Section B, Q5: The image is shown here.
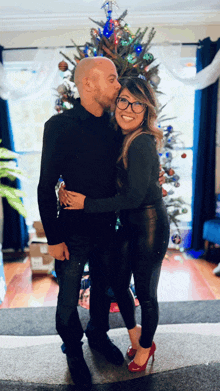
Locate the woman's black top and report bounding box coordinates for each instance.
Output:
[84,133,162,214]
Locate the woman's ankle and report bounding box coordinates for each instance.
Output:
[128,324,142,349]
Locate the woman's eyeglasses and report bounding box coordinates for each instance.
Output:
[116,97,146,114]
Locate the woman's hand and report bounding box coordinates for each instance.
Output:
[159,165,165,186]
[58,183,68,206]
[64,191,86,210]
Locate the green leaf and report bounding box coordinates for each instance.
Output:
[6,197,27,218]
[0,167,27,181]
[0,148,18,160]
[0,184,26,198]
[0,184,27,217]
[0,161,17,168]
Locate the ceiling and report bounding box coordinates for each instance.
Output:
[1,0,220,32]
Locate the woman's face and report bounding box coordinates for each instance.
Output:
[115,88,146,134]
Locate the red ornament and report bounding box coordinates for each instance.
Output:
[181,153,187,159]
[168,168,175,176]
[162,187,168,197]
[58,61,68,72]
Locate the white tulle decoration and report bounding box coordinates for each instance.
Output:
[153,41,220,90]
[0,48,61,101]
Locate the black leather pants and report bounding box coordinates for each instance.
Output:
[111,199,170,349]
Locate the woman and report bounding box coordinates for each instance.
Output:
[59,77,170,373]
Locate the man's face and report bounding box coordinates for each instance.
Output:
[92,62,121,110]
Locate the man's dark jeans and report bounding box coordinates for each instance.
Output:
[55,225,116,357]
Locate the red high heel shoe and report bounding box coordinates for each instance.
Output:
[127,346,137,359]
[128,342,156,373]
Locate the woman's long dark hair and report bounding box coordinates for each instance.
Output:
[115,77,163,170]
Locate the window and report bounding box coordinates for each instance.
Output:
[157,59,196,248]
[5,60,56,230]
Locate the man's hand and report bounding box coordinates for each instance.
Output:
[48,242,70,261]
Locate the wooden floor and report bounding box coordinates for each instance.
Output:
[1,249,220,309]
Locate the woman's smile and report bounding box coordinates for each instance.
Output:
[115,88,146,133]
[121,115,135,122]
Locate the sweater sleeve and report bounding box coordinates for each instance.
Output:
[84,134,155,213]
[37,117,65,245]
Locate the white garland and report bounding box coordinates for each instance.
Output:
[0,48,61,101]
[154,41,220,90]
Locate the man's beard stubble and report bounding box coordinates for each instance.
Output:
[94,93,117,114]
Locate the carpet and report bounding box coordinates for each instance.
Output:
[0,301,220,390]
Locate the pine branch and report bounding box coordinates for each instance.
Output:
[59,51,76,66]
[71,39,86,59]
[89,17,105,28]
[117,9,128,21]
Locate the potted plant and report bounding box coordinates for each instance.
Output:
[0,141,27,304]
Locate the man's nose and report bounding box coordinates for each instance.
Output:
[116,80,121,90]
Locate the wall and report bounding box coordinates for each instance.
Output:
[1,24,220,49]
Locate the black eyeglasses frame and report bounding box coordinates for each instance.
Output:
[116,97,147,114]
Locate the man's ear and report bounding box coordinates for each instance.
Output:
[83,77,93,92]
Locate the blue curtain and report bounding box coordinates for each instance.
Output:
[0,45,29,251]
[191,38,220,250]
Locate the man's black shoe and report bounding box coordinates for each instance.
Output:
[86,332,124,365]
[67,354,92,390]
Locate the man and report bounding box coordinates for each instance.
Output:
[38,57,123,389]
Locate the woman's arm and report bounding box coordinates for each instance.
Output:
[85,134,156,212]
[62,134,159,213]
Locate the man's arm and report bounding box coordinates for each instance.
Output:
[38,117,69,260]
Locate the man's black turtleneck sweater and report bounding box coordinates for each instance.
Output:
[37,99,122,245]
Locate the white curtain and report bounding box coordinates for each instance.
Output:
[153,41,220,90]
[1,42,219,101]
[0,48,62,101]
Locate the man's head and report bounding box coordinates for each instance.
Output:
[74,57,121,115]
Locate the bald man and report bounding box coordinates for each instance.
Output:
[38,57,123,389]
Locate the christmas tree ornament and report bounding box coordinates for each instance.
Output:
[57,84,68,95]
[168,168,175,176]
[91,28,99,37]
[162,187,168,197]
[124,23,133,35]
[143,52,154,65]
[102,0,115,38]
[167,125,173,133]
[172,174,180,182]
[127,54,136,64]
[83,45,89,57]
[58,61,68,72]
[166,152,172,159]
[182,208,188,213]
[171,234,182,244]
[101,0,119,10]
[135,45,143,55]
[174,182,180,188]
[181,153,187,158]
[150,74,161,86]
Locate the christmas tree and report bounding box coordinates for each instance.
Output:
[55,0,189,250]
